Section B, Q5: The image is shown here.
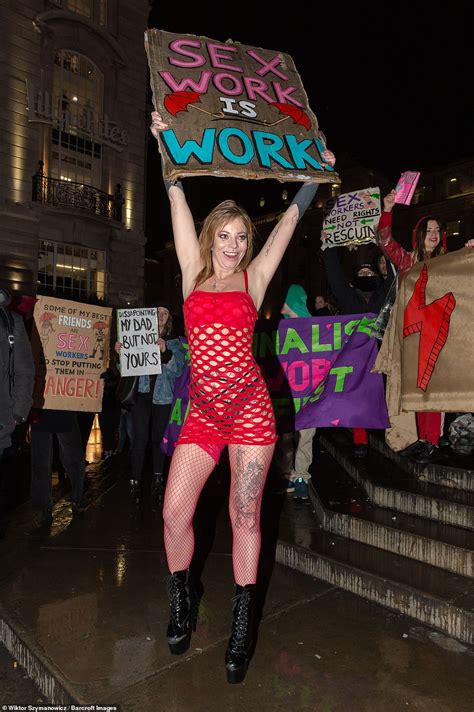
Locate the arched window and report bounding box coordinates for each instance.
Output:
[51,50,104,187]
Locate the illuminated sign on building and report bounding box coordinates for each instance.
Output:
[25,80,129,152]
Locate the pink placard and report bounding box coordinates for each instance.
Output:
[394,171,420,205]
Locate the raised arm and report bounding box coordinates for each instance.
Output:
[150,112,201,296]
[377,189,411,272]
[248,149,335,308]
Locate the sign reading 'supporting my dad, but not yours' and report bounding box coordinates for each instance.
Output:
[117,307,162,377]
[145,29,339,184]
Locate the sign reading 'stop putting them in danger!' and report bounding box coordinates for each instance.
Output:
[144,29,339,184]
[31,296,112,412]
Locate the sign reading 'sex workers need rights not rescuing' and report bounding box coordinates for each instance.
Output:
[145,29,340,184]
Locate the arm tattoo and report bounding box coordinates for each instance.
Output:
[264,224,280,257]
[234,447,265,530]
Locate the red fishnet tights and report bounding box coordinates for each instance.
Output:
[163,442,275,585]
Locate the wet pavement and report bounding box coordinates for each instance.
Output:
[0,457,473,711]
[0,643,47,704]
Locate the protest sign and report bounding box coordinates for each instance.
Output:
[162,314,389,454]
[31,296,112,412]
[321,187,381,250]
[117,307,161,376]
[144,29,339,185]
[394,171,420,205]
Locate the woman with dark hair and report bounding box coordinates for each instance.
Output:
[150,111,335,683]
[378,189,448,277]
[116,303,185,503]
[378,189,474,463]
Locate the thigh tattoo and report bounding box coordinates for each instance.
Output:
[234,447,265,530]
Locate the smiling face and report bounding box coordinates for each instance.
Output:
[315,296,327,310]
[212,217,248,272]
[424,219,441,254]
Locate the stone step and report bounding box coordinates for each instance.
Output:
[309,450,474,578]
[276,500,474,645]
[368,431,474,492]
[319,430,474,530]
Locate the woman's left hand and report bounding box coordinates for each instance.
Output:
[157,337,166,353]
[150,111,169,138]
[322,149,336,167]
[465,239,474,249]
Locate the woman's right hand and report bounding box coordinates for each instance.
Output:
[150,111,169,138]
[114,341,122,354]
[383,189,396,212]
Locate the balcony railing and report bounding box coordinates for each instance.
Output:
[32,171,123,222]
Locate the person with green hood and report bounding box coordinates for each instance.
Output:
[276,284,315,500]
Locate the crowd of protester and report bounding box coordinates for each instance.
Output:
[1,186,473,539]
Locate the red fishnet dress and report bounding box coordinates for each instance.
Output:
[177,270,276,455]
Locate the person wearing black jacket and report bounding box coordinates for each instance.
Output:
[323,248,390,457]
[323,249,390,315]
[0,289,34,460]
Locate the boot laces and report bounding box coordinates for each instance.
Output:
[231,589,252,647]
[166,574,189,625]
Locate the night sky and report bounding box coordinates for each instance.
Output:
[145,4,472,248]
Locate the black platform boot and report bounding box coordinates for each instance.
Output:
[225,583,256,684]
[166,569,196,655]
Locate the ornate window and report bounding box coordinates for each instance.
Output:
[51,51,104,187]
[38,240,106,299]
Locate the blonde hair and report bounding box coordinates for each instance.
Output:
[194,200,255,287]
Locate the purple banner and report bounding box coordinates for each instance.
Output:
[162,314,389,454]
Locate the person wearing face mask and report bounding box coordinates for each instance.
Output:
[322,245,391,457]
[377,190,474,464]
[115,303,186,504]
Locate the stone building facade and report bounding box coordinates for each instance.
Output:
[0,0,149,306]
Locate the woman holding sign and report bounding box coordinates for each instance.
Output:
[116,304,185,504]
[150,111,335,683]
[378,190,474,464]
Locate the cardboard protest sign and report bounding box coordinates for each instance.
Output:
[31,297,112,412]
[144,29,339,184]
[394,171,420,205]
[321,187,381,250]
[117,308,161,376]
[374,249,474,450]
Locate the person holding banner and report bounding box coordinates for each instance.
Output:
[150,111,335,683]
[323,245,391,458]
[378,189,474,463]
